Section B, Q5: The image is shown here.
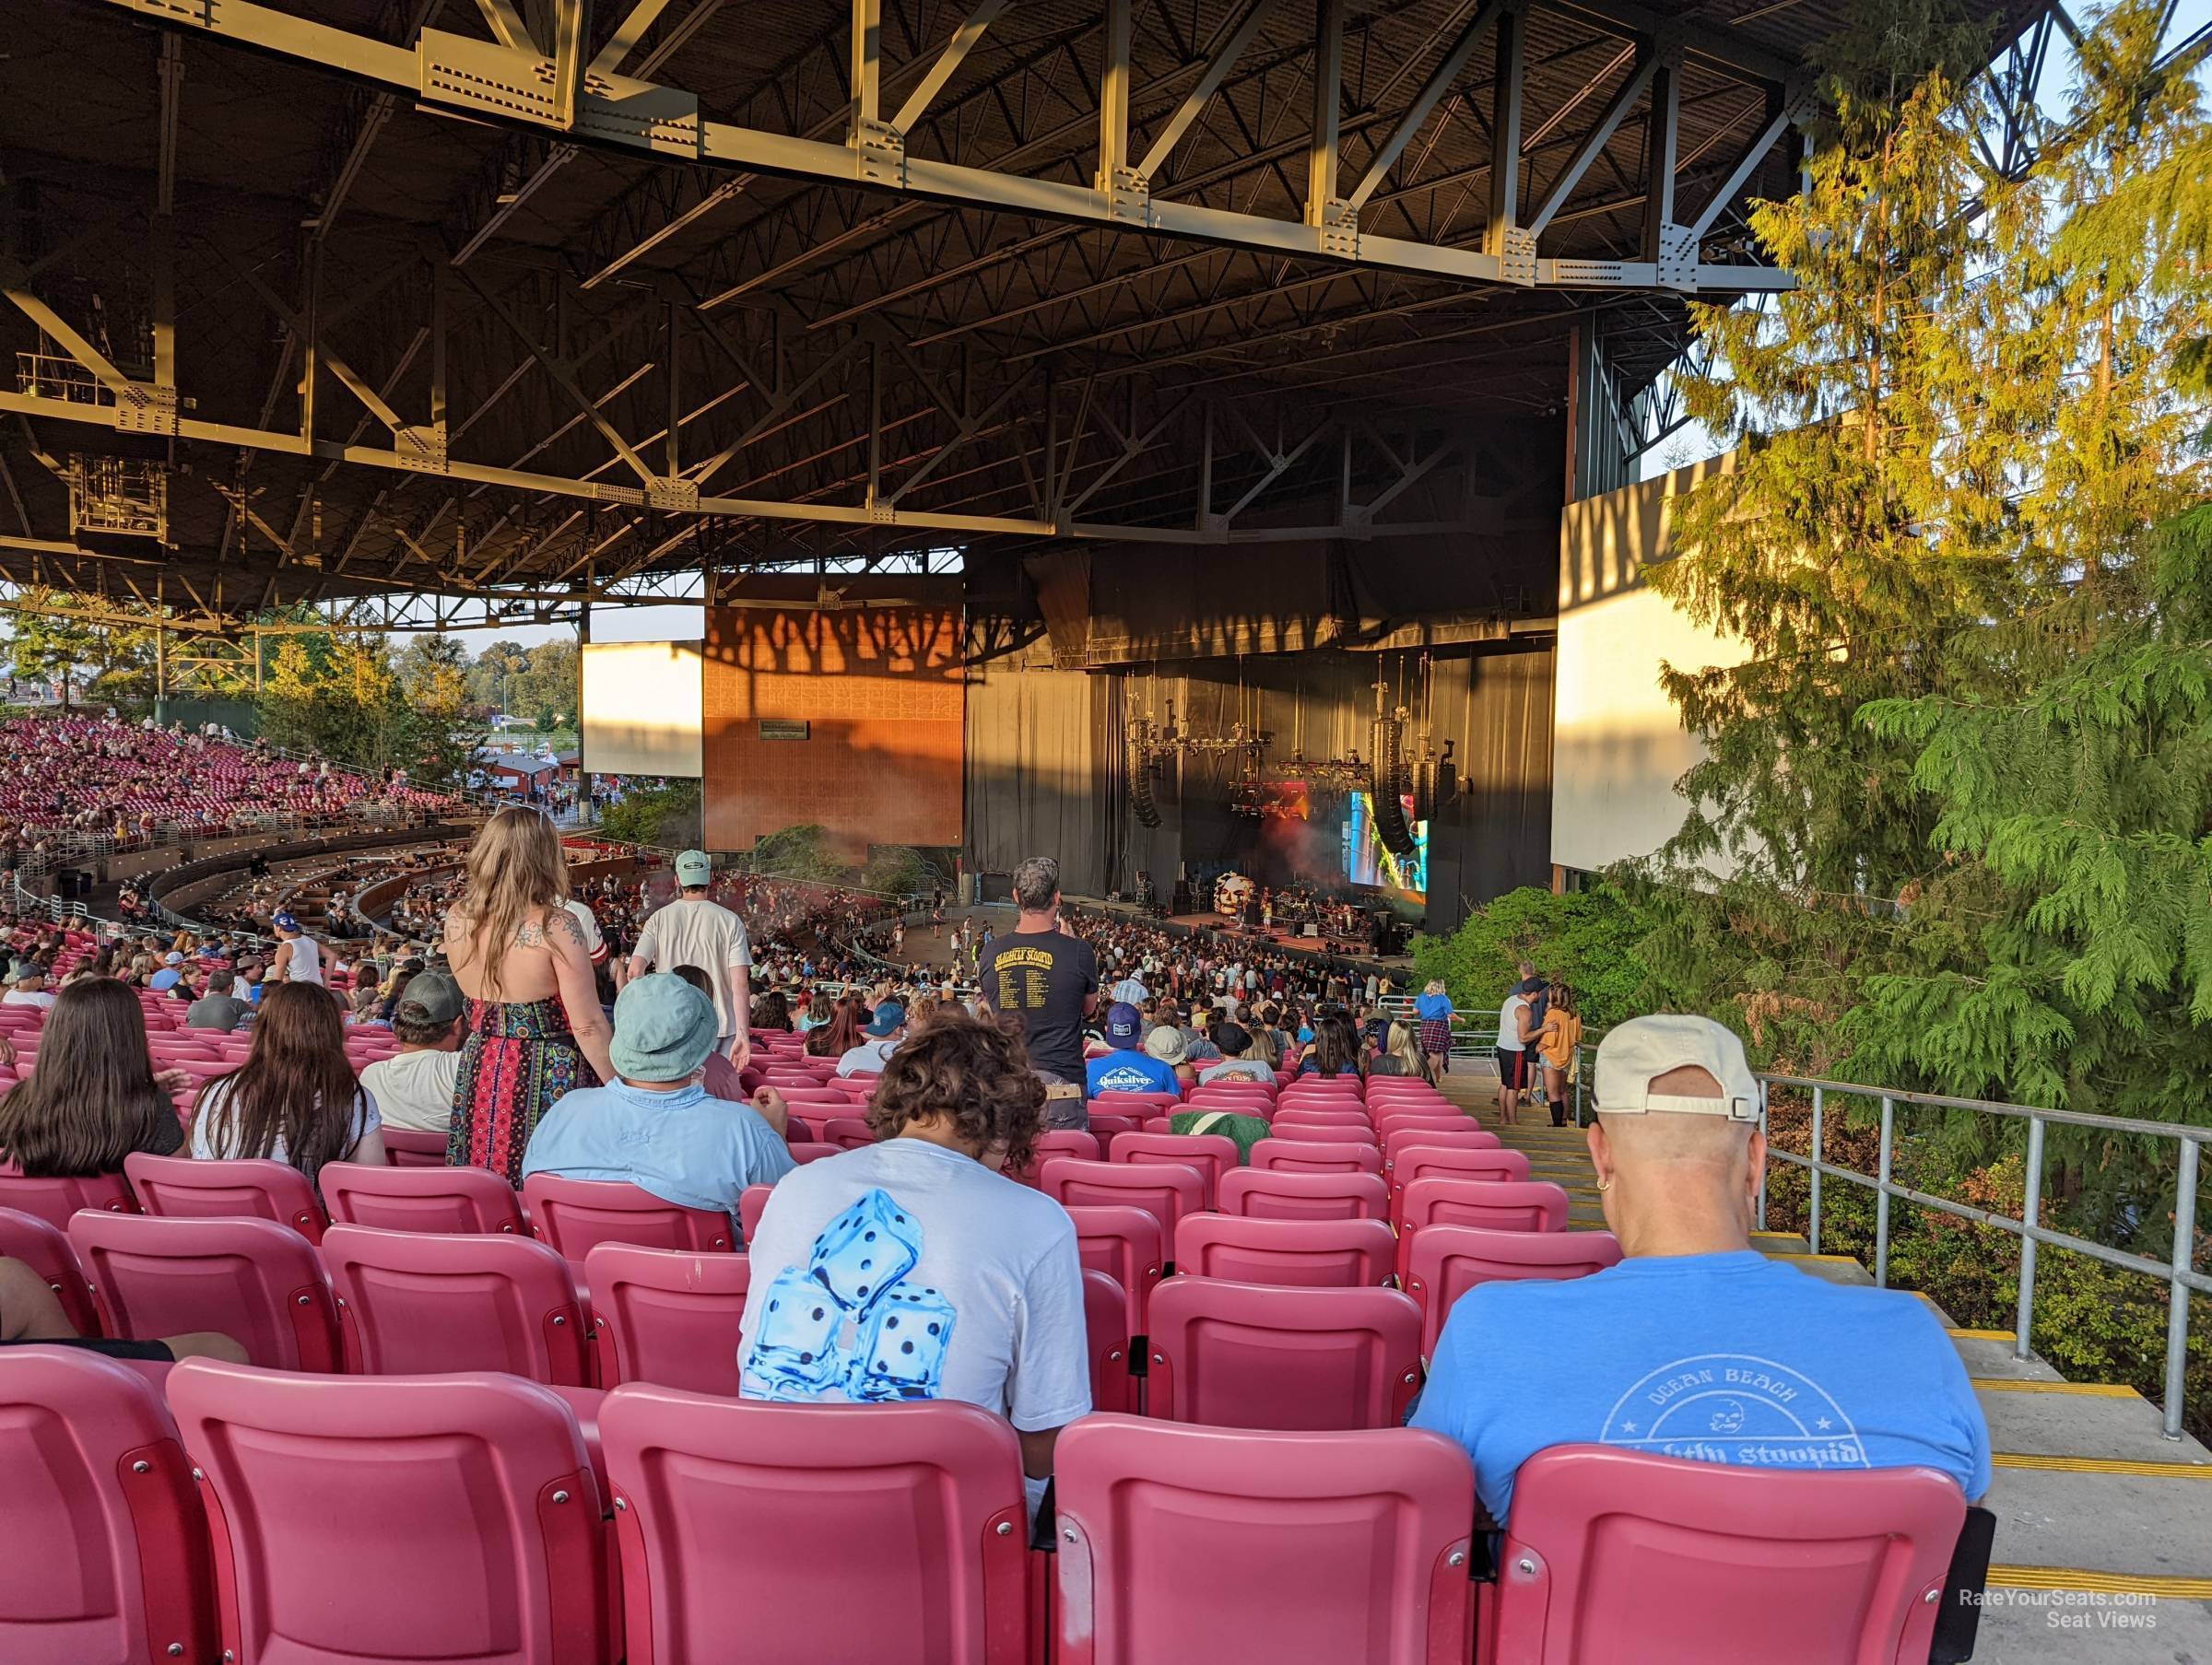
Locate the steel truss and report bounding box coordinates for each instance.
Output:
[0,0,1846,621]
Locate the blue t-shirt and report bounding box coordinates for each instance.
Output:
[148,968,182,991]
[1086,1049,1180,1098]
[521,1079,795,1219]
[1411,1249,1991,1523]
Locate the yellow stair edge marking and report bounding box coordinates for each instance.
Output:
[1972,1378,2143,1399]
[1993,1452,2211,1480]
[1947,1328,2014,1341]
[1987,1565,2212,1600]
[1749,1230,1802,1241]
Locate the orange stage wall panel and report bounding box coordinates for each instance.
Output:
[701,596,965,857]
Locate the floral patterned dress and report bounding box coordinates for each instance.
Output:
[447,994,596,1185]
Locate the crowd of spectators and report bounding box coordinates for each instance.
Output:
[0,713,454,854]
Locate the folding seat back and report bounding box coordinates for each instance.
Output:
[1269,1108,1371,1130]
[1491,1447,1964,1665]
[1062,1204,1166,1334]
[0,1347,215,1665]
[1090,1090,1181,1117]
[1008,1129,1101,1188]
[1053,1415,1472,1665]
[1108,1131,1237,1208]
[0,1167,138,1231]
[68,1211,340,1372]
[1217,1167,1390,1223]
[323,1224,592,1386]
[1373,1111,1476,1140]
[1083,1269,1136,1413]
[584,1242,750,1395]
[821,1117,878,1150]
[1145,1277,1422,1430]
[1172,1214,1395,1288]
[601,1388,1030,1665]
[1040,1159,1204,1253]
[1399,1177,1569,1237]
[1085,1111,1143,1140]
[1266,1121,1378,1146]
[1391,1146,1530,1217]
[521,1174,735,1261]
[1249,1139,1382,1177]
[1382,1127,1500,1170]
[123,1153,327,1244]
[168,1360,609,1665]
[739,1182,772,1245]
[789,1142,843,1164]
[0,1204,103,1334]
[1406,1225,1622,1359]
[322,1160,525,1236]
[380,1127,452,1167]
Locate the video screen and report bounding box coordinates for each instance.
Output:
[1344,791,1429,899]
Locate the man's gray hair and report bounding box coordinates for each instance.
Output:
[1012,855,1061,913]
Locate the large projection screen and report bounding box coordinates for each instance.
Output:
[580,640,705,778]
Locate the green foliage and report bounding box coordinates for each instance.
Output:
[860,845,949,898]
[596,781,702,850]
[1410,885,1648,1032]
[735,824,846,884]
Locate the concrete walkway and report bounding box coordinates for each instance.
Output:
[1429,1070,2212,1662]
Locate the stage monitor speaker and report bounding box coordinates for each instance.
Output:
[1171,880,1194,915]
[978,871,1013,904]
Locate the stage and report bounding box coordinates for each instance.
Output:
[1069,897,1416,976]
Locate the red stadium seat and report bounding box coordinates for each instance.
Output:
[67,1212,341,1372]
[1405,1225,1623,1359]
[1041,1158,1206,1254]
[821,1117,877,1151]
[1249,1138,1383,1176]
[1009,1128,1101,1187]
[522,1174,735,1261]
[380,1127,453,1167]
[1488,1447,1964,1664]
[789,1141,843,1164]
[1217,1167,1391,1223]
[1091,1090,1182,1116]
[1266,1120,1380,1145]
[1054,1416,1473,1665]
[1085,1111,1143,1140]
[324,1224,592,1386]
[322,1160,525,1236]
[1063,1205,1166,1337]
[123,1153,328,1244]
[1083,1268,1137,1413]
[1390,1146,1531,1217]
[1399,1176,1570,1237]
[585,1242,751,1395]
[0,1347,216,1665]
[738,1182,772,1244]
[1145,1276,1423,1430]
[1108,1130,1237,1208]
[0,1205,102,1334]
[1270,1108,1373,1131]
[167,1360,610,1665]
[602,1389,1030,1665]
[1381,1126,1501,1170]
[1173,1214,1395,1288]
[0,1167,138,1231]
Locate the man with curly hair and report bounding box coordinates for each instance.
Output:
[736,1009,1089,1510]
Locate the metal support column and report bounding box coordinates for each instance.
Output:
[1808,1085,1823,1254]
[1484,5,1527,274]
[2016,1114,2044,1359]
[1640,46,1681,264]
[850,0,882,137]
[2164,1137,2199,1440]
[1305,0,1346,229]
[1875,1095,1894,1288]
[1098,0,1132,188]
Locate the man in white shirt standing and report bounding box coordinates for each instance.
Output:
[738,1011,1089,1517]
[1496,982,1539,1128]
[627,850,752,1073]
[270,912,322,986]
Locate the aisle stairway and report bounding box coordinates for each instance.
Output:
[1429,1069,2212,1663]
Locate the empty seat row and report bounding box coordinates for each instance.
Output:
[0,1347,1970,1665]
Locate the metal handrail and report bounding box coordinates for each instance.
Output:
[1758,1073,2206,1440]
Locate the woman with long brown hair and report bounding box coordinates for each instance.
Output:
[189,981,386,1178]
[441,808,615,1184]
[804,994,865,1059]
[0,979,194,1176]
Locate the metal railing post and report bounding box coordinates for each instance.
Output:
[1809,1086,1824,1256]
[2016,1116,2044,1362]
[1875,1096,1894,1288]
[2164,1137,2199,1441]
[1756,1083,1768,1231]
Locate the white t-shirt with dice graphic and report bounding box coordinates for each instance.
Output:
[736,1137,1090,1441]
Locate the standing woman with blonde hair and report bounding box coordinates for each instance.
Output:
[441,809,615,1184]
[1415,979,1457,1076]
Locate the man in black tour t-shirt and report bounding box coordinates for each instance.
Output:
[982,855,1099,1089]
